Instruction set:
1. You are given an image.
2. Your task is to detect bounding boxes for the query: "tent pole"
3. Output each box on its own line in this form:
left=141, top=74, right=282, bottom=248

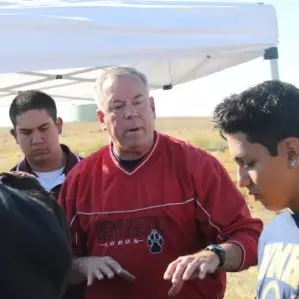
left=269, top=59, right=279, bottom=80
left=264, top=47, right=279, bottom=80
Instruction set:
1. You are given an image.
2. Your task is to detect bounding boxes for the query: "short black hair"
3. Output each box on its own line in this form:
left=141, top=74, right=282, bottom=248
left=213, top=80, right=299, bottom=156
left=9, top=90, right=57, bottom=127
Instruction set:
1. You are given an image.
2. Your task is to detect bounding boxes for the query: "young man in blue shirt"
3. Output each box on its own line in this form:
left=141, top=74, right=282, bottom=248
left=213, top=80, right=299, bottom=299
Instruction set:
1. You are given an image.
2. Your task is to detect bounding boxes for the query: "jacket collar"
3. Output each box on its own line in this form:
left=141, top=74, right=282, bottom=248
left=13, top=144, right=81, bottom=176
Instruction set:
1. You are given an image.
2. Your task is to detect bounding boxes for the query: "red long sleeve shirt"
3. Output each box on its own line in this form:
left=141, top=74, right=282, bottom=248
left=59, top=132, right=262, bottom=299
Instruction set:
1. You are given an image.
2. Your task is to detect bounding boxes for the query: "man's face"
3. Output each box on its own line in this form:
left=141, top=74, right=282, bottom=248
left=11, top=109, right=62, bottom=164
left=97, top=75, right=156, bottom=153
left=226, top=132, right=298, bottom=211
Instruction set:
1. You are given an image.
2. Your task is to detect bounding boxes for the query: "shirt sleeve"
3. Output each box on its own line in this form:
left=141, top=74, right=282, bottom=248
left=189, top=147, right=263, bottom=271
left=58, top=165, right=87, bottom=257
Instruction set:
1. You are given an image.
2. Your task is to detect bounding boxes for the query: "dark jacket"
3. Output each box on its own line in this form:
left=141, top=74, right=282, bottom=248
left=0, top=183, right=72, bottom=299
left=11, top=144, right=82, bottom=199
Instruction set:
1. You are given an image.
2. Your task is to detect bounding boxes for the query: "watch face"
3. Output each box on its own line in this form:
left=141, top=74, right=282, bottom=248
left=207, top=244, right=222, bottom=251
left=214, top=245, right=224, bottom=251
left=206, top=244, right=225, bottom=268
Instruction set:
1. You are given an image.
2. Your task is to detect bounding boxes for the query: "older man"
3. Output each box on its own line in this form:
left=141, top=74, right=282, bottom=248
left=59, top=67, right=263, bottom=299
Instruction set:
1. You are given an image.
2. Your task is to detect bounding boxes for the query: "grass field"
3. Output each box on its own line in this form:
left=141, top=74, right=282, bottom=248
left=0, top=117, right=274, bottom=298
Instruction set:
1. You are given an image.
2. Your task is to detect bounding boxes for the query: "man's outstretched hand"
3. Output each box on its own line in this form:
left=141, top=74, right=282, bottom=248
left=164, top=251, right=220, bottom=296
left=74, top=256, right=136, bottom=286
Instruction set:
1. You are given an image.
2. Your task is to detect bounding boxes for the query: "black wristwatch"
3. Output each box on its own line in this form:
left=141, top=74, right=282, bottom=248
left=204, top=244, right=226, bottom=269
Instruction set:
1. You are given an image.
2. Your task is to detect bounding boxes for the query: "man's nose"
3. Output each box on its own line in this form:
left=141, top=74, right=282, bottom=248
left=124, top=103, right=138, bottom=119
left=237, top=167, right=251, bottom=188
left=31, top=130, right=43, bottom=144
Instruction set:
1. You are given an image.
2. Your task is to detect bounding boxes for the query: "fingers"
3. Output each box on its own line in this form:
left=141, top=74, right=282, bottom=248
left=182, top=258, right=209, bottom=280
left=165, top=257, right=195, bottom=297
left=168, top=263, right=206, bottom=298
left=182, top=259, right=199, bottom=280
left=105, top=257, right=123, bottom=274
left=98, top=263, right=115, bottom=279
left=167, top=261, right=209, bottom=296
left=118, top=269, right=136, bottom=281
left=168, top=280, right=184, bottom=297
left=165, top=254, right=217, bottom=296
left=94, top=268, right=104, bottom=281
left=165, top=256, right=197, bottom=283
left=86, top=272, right=94, bottom=286
left=105, top=257, right=135, bottom=281
left=83, top=256, right=136, bottom=286
left=169, top=258, right=191, bottom=284
left=164, top=259, right=179, bottom=280
left=87, top=268, right=104, bottom=286
left=198, top=262, right=208, bottom=279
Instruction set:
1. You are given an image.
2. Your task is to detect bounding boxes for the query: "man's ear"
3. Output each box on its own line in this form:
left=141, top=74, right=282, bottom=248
left=55, top=117, right=63, bottom=135
left=10, top=128, right=19, bottom=144
left=96, top=110, right=106, bottom=130
left=278, top=137, right=299, bottom=169
left=149, top=96, right=156, bottom=119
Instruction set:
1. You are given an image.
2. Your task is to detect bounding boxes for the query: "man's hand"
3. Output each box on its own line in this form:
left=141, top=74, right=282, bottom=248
left=74, top=256, right=136, bottom=286
left=163, top=251, right=220, bottom=296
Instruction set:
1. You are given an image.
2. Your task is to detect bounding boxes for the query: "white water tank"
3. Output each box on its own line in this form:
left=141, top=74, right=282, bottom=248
left=72, top=101, right=98, bottom=122
left=56, top=100, right=97, bottom=123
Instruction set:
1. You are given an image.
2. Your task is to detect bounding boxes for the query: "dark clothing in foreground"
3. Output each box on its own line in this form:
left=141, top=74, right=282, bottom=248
left=0, top=183, right=72, bottom=299
left=10, top=144, right=84, bottom=299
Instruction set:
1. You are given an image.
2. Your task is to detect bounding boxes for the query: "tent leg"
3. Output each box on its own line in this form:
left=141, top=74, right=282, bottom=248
left=264, top=47, right=279, bottom=80
left=270, top=59, right=279, bottom=80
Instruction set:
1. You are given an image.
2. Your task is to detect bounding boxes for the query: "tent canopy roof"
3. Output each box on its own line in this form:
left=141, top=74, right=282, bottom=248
left=0, top=0, right=278, bottom=104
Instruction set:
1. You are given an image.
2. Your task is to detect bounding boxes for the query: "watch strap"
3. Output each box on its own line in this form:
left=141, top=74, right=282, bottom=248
left=205, top=244, right=226, bottom=269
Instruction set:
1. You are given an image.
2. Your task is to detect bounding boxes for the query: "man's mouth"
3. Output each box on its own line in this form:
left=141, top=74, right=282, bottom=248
left=32, top=148, right=49, bottom=154
left=33, top=148, right=46, bottom=152
left=128, top=127, right=141, bottom=132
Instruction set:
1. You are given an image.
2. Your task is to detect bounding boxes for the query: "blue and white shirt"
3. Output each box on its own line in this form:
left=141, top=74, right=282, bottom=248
left=256, top=210, right=299, bottom=299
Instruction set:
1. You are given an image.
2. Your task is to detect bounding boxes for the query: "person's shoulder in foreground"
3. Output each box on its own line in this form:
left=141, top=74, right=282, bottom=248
left=0, top=170, right=70, bottom=237
left=0, top=183, right=72, bottom=299
left=213, top=79, right=299, bottom=299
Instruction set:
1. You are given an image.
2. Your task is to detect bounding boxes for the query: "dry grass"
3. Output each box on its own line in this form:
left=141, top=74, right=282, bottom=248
left=0, top=117, right=274, bottom=298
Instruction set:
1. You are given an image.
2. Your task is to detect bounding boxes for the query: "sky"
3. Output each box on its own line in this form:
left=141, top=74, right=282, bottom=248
left=153, top=0, right=299, bottom=117
left=0, top=0, right=297, bottom=125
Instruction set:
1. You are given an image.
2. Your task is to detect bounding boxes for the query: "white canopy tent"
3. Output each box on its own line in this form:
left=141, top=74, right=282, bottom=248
left=0, top=0, right=278, bottom=120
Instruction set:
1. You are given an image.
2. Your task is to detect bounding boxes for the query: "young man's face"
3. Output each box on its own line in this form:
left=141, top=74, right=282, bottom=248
left=11, top=109, right=62, bottom=164
left=226, top=132, right=299, bottom=211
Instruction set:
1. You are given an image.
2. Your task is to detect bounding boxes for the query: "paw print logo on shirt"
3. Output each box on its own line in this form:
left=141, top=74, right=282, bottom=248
left=147, top=229, right=164, bottom=254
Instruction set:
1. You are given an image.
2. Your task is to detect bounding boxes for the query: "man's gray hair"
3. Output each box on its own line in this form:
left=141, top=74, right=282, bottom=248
left=93, top=66, right=149, bottom=109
